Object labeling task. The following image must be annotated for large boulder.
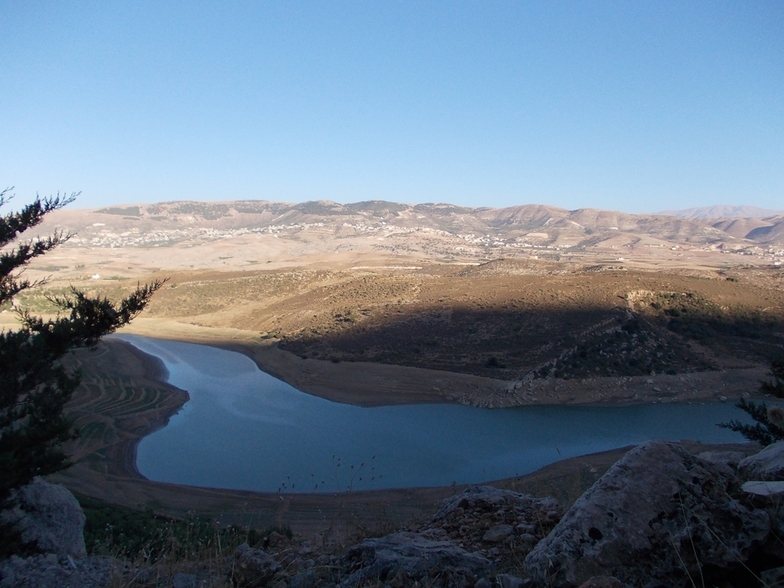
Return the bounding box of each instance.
[0,554,121,588]
[232,543,281,588]
[423,485,562,569]
[0,479,86,558]
[525,441,770,588]
[739,441,784,481]
[339,531,493,587]
[431,486,561,524]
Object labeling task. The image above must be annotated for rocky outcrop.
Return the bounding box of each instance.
[422,486,562,571]
[576,578,624,588]
[336,486,562,587]
[0,554,122,588]
[339,531,492,587]
[525,441,770,588]
[232,542,281,587]
[0,479,86,558]
[9,443,784,588]
[739,440,784,480]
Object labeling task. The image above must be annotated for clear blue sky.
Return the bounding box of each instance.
[1,2,782,213]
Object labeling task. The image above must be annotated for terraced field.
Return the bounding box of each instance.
[61,340,188,478]
[53,340,469,535]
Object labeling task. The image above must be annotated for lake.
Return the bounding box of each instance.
[116,335,749,493]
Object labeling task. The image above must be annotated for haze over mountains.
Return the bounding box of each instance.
[21,198,784,283]
[659,205,784,220]
[47,199,784,250]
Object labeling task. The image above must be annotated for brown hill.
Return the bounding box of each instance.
[21,199,781,286]
[659,205,784,219]
[41,199,784,247]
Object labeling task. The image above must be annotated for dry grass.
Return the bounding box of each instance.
[20,264,784,382]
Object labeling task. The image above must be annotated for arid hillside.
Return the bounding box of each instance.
[3,198,782,556]
[18,200,783,288]
[15,259,784,390]
[9,198,784,395]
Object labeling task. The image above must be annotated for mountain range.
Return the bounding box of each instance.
[44,200,784,250]
[658,205,784,220]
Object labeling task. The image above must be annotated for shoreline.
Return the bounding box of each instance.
[112,330,767,489]
[56,329,765,535]
[122,319,767,409]
[113,339,189,482]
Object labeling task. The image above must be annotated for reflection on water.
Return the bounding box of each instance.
[116,335,747,493]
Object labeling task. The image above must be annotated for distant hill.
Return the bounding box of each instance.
[36,199,784,253]
[658,205,784,220]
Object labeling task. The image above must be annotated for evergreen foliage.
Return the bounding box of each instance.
[760,358,784,397]
[0,188,163,506]
[718,359,784,445]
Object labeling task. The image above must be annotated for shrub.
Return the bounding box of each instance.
[0,189,163,506]
[718,359,784,445]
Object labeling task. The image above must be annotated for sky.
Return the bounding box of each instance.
[1,2,782,213]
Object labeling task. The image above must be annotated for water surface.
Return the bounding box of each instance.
[118,335,748,493]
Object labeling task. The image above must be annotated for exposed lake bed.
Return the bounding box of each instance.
[116,335,751,494]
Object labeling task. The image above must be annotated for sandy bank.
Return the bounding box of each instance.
[124,318,505,406]
[123,318,766,408]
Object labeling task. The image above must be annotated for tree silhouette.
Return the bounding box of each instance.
[0,188,163,506]
[718,358,784,446]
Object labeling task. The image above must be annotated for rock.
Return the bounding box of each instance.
[482,524,513,543]
[130,568,152,583]
[433,486,561,523]
[696,450,746,469]
[289,570,316,588]
[739,441,784,480]
[742,480,784,497]
[233,543,281,588]
[525,441,770,588]
[761,565,784,587]
[495,573,530,587]
[422,485,562,572]
[0,479,86,558]
[265,531,290,550]
[0,554,121,588]
[577,577,624,588]
[171,573,197,588]
[518,533,537,544]
[692,450,744,479]
[339,531,492,587]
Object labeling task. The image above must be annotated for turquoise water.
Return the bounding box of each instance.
[117,335,748,493]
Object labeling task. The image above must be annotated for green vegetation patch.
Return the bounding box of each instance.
[639,291,784,361]
[79,495,291,562]
[95,206,141,216]
[545,318,714,380]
